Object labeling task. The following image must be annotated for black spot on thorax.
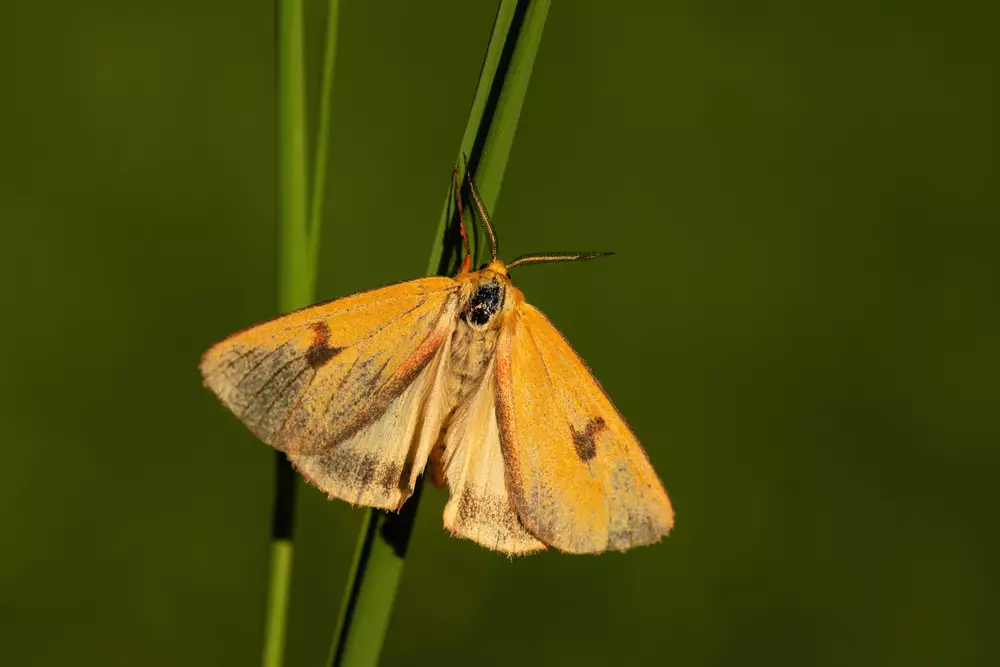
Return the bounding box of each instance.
[571,417,607,462]
[465,279,504,328]
[306,322,343,369]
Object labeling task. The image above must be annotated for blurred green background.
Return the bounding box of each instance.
[3,0,998,665]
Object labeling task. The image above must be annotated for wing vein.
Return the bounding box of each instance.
[310,297,433,425]
[238,353,303,418]
[251,364,317,433]
[233,340,295,393]
[204,344,265,380]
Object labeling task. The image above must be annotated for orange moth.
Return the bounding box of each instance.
[200,170,673,554]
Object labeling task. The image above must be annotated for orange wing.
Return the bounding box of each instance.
[200,277,459,508]
[494,303,674,553]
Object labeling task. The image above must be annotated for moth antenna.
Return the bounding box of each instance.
[463,155,498,261]
[506,251,616,269]
[452,166,472,274]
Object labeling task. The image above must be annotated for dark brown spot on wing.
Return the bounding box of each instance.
[289,446,417,510]
[306,322,344,369]
[455,486,526,539]
[356,454,377,489]
[570,416,607,462]
[378,461,402,493]
[456,487,479,526]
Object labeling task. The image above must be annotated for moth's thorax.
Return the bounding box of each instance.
[440,262,521,414]
[455,261,519,332]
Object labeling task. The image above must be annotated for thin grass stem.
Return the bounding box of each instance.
[308,0,341,281]
[265,0,339,665]
[276,0,311,313]
[265,4,309,667]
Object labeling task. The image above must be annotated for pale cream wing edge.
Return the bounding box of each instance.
[433,358,547,555]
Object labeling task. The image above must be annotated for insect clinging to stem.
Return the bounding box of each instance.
[200,166,674,554]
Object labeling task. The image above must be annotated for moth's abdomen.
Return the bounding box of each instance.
[443,319,501,417]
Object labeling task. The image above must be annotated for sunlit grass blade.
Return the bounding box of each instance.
[327,2,551,666]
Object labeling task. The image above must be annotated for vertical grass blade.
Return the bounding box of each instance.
[266,2,308,667]
[308,0,341,282]
[266,0,340,665]
[427,0,550,275]
[276,0,311,313]
[327,2,550,666]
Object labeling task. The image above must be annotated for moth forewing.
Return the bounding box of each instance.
[199,276,461,507]
[290,325,457,510]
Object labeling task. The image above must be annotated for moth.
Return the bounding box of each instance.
[200,170,674,554]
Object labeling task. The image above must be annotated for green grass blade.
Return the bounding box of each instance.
[427,0,550,275]
[265,0,338,665]
[261,539,295,667]
[308,0,341,283]
[327,2,550,666]
[277,0,312,313]
[265,3,308,667]
[327,485,424,667]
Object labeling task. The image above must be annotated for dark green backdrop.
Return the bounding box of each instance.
[2,1,998,665]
